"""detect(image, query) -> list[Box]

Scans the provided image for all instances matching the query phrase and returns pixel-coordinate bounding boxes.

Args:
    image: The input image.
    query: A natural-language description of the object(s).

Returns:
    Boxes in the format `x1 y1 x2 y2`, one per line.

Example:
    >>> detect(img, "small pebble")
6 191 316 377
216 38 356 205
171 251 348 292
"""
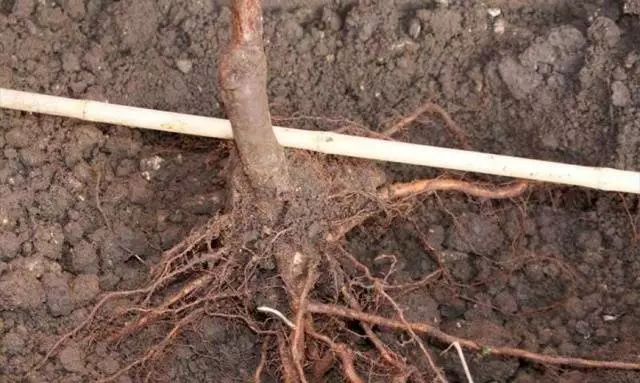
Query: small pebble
408 18 421 39
487 8 502 18
176 59 193 74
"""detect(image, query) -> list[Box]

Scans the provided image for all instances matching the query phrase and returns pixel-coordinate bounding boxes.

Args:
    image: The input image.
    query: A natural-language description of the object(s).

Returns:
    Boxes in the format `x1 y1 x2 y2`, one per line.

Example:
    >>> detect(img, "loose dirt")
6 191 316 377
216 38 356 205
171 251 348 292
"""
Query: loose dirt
0 0 639 382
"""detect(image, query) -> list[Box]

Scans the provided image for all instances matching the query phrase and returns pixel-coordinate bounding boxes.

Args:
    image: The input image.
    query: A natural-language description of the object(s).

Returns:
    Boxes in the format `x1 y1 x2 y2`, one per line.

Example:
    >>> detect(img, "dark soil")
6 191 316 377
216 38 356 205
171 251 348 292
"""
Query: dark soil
1 0 639 382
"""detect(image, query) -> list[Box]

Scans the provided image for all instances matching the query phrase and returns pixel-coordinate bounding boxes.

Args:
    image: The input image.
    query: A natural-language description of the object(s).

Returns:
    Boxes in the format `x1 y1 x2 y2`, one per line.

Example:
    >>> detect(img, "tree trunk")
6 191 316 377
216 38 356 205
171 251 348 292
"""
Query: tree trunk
218 0 291 209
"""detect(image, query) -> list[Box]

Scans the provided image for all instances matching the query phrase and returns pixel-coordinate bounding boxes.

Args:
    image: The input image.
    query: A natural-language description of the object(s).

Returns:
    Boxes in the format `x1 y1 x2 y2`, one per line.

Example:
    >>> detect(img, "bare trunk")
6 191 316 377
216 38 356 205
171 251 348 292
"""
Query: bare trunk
218 0 290 203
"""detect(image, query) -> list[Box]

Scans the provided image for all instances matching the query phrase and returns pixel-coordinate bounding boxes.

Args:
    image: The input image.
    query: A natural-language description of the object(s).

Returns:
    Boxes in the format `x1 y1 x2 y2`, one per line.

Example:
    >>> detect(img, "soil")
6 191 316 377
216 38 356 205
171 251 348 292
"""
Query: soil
0 0 639 382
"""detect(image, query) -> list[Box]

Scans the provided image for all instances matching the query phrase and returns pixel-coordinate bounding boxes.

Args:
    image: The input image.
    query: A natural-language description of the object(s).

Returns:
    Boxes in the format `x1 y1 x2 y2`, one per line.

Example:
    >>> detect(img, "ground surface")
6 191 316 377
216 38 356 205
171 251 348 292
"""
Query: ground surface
0 0 639 382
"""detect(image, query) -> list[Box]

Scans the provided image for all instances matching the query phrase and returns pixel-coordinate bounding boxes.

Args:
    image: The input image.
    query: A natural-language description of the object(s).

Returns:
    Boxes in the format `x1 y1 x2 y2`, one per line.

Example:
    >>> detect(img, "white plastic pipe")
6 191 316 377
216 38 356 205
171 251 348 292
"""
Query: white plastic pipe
1 88 639 194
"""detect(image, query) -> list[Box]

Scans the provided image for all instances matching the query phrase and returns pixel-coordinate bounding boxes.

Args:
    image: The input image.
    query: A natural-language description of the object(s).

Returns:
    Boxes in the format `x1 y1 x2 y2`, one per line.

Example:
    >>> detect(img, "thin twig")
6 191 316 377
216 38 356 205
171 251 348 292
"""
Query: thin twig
307 303 640 370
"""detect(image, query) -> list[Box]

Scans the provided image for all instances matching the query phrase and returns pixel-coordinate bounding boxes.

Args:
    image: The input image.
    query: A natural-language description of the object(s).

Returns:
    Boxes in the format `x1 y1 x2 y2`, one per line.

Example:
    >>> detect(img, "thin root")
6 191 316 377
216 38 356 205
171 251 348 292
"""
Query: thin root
442 342 474 383
382 101 471 149
306 327 365 383
307 303 640 370
254 337 270 383
380 179 529 200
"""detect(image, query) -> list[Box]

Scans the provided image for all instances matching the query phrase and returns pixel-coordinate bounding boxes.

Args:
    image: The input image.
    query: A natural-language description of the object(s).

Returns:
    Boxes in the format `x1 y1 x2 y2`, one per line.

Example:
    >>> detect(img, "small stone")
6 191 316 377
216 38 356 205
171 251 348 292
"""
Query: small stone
487 8 502 18
611 81 631 107
176 59 193 74
408 18 421 39
59 344 85 373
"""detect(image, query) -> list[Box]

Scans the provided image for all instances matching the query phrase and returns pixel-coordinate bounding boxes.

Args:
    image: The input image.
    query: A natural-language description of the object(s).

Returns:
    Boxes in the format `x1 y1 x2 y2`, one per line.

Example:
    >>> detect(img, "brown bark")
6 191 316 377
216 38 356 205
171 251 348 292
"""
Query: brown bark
218 0 290 202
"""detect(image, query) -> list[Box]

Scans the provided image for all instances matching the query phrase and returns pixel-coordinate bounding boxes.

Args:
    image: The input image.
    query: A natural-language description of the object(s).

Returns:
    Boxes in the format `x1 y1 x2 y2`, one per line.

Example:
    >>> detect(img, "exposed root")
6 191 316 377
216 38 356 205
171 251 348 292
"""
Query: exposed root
306 303 640 371
377 286 447 383
382 101 471 149
291 264 318 383
327 178 530 242
254 338 270 383
306 326 365 383
380 179 530 200
108 274 214 342
278 332 298 383
258 306 296 329
98 308 205 383
34 287 150 372
341 286 406 371
336 247 446 382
